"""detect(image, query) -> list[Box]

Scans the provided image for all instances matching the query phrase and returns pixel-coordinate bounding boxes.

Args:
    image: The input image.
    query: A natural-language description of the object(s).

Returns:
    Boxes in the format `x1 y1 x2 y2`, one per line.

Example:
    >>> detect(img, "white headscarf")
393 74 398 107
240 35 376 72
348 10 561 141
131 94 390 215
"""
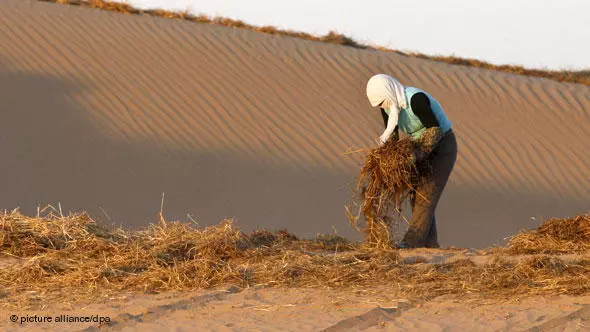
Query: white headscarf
366 74 407 111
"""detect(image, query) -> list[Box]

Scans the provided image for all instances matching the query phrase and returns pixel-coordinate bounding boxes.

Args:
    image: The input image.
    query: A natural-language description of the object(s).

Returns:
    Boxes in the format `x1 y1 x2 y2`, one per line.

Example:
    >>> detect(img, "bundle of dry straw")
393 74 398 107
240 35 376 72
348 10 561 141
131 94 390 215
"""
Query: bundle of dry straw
507 215 590 254
354 128 442 247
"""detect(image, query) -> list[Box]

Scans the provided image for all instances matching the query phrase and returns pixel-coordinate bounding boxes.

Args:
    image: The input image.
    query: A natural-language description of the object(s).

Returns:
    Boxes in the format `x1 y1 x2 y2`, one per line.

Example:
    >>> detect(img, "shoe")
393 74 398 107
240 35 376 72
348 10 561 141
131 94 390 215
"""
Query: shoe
394 241 410 249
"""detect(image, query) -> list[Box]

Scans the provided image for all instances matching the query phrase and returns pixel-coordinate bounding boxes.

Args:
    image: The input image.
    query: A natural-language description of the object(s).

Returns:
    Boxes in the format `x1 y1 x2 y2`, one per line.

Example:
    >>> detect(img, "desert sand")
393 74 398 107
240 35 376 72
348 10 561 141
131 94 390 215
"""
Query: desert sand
1 286 589 331
0 1 589 330
1 0 589 248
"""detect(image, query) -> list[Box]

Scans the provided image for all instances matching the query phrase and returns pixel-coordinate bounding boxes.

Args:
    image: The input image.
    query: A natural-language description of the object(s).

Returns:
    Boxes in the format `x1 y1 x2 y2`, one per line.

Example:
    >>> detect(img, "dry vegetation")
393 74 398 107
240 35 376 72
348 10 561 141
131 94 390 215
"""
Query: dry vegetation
354 137 416 247
507 215 590 254
1 208 588 308
38 0 590 86
352 128 442 247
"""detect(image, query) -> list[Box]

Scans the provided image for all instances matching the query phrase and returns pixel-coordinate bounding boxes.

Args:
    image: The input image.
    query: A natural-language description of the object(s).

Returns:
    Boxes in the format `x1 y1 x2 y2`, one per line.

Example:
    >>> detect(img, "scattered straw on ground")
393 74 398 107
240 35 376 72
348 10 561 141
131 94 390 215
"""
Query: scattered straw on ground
1 209 588 308
38 0 590 86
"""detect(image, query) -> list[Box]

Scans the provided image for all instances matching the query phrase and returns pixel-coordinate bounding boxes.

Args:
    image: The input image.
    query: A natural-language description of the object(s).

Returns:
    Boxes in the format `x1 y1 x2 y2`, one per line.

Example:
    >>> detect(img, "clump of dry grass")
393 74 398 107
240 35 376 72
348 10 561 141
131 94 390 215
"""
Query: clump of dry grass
506 215 590 254
1 210 589 308
353 128 442 247
356 137 415 247
39 0 590 86
237 229 299 250
0 207 126 257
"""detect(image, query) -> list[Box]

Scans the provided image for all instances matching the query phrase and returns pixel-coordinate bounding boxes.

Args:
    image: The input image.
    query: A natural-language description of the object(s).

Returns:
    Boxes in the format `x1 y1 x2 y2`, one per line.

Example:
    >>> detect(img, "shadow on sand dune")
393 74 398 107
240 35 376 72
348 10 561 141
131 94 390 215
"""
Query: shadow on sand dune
0 63 587 248
0 62 358 238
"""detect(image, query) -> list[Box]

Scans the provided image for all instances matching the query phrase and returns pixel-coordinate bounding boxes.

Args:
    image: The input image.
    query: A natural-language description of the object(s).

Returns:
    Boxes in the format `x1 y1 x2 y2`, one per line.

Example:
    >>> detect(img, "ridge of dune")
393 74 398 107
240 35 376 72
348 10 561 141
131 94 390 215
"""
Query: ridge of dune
37 0 590 86
0 0 589 247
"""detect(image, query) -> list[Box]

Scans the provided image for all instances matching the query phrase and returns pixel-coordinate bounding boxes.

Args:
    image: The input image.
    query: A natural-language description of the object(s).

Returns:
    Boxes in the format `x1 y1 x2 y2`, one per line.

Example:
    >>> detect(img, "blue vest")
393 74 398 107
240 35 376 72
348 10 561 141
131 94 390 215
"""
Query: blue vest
385 87 452 140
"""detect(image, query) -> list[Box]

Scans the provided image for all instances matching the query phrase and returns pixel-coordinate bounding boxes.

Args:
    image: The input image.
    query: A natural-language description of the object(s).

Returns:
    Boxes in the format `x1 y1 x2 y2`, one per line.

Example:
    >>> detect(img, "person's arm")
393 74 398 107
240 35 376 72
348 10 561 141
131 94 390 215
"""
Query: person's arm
410 93 440 162
380 108 399 143
410 93 438 128
380 108 389 127
379 108 400 145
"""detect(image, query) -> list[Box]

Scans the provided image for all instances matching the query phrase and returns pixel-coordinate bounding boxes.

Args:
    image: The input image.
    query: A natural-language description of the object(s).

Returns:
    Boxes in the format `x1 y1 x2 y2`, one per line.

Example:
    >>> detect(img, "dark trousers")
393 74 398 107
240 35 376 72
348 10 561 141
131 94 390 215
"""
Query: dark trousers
402 130 458 248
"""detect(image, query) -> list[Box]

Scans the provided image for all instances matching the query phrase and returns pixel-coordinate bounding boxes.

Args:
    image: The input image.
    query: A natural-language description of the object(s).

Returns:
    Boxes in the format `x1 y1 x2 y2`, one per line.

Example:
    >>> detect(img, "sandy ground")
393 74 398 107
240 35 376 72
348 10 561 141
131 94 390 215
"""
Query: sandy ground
1 287 589 331
1 1 589 247
1 251 589 331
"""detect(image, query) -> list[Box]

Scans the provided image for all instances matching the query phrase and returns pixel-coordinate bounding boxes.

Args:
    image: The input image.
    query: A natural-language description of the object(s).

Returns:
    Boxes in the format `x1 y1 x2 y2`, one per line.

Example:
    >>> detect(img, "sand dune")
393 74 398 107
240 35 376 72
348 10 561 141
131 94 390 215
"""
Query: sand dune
0 0 589 247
